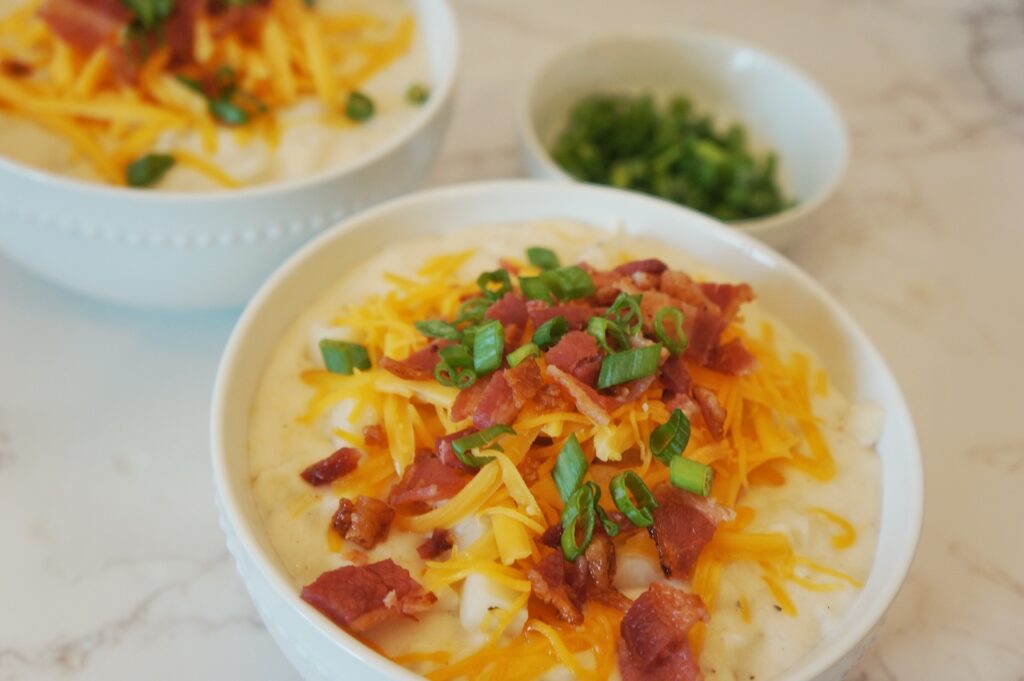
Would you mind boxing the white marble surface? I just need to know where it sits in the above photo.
[1,0,1023,679]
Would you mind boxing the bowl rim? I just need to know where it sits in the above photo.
[211,179,922,681]
[514,27,850,238]
[0,0,458,205]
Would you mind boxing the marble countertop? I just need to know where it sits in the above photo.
[1,0,1022,679]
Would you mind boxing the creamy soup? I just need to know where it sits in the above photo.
[0,0,429,190]
[248,221,881,681]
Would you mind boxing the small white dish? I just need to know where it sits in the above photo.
[0,0,458,310]
[517,30,849,249]
[211,180,921,681]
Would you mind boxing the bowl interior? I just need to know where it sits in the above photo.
[523,31,848,227]
[213,181,920,681]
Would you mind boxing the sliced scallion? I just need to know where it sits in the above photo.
[610,471,658,528]
[585,481,620,537]
[532,316,568,349]
[541,265,595,301]
[472,319,504,374]
[670,455,714,496]
[125,153,175,188]
[650,408,692,465]
[587,316,629,354]
[507,342,540,368]
[605,292,643,335]
[519,276,553,303]
[477,270,513,301]
[596,343,662,389]
[560,484,596,561]
[452,425,515,468]
[526,246,560,271]
[553,433,587,503]
[415,319,462,341]
[434,345,476,389]
[345,91,375,121]
[654,307,688,355]
[406,83,429,105]
[319,339,371,375]
[455,298,490,324]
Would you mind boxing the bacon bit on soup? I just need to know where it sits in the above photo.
[618,583,708,681]
[504,357,545,408]
[485,293,528,342]
[472,370,519,428]
[301,559,436,633]
[545,330,604,387]
[388,454,472,509]
[614,258,669,277]
[300,447,360,486]
[693,386,727,440]
[649,485,730,579]
[331,496,395,550]
[362,424,388,448]
[416,529,454,560]
[528,552,584,625]
[380,342,450,381]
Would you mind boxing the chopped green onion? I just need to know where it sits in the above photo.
[587,316,629,354]
[670,455,714,496]
[319,340,371,375]
[519,276,553,303]
[452,425,515,468]
[553,434,587,502]
[435,345,476,388]
[455,298,490,324]
[507,343,540,368]
[526,246,560,271]
[472,319,504,374]
[415,319,462,341]
[125,153,175,188]
[585,481,620,537]
[596,343,662,389]
[560,484,596,561]
[477,270,513,301]
[209,98,251,125]
[610,471,658,528]
[650,408,692,465]
[460,325,478,350]
[605,292,643,335]
[532,316,568,349]
[439,344,473,368]
[654,307,688,355]
[345,91,375,121]
[541,266,595,301]
[406,83,429,105]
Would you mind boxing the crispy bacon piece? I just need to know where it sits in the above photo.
[534,382,572,413]
[362,424,388,448]
[660,355,693,394]
[544,331,603,387]
[693,386,727,439]
[614,259,668,276]
[664,392,701,422]
[435,427,472,469]
[583,533,632,611]
[700,282,755,321]
[417,529,454,560]
[684,310,729,367]
[473,370,520,428]
[546,365,615,425]
[526,300,599,331]
[528,552,584,625]
[606,373,658,404]
[300,447,360,486]
[618,583,708,681]
[38,0,129,53]
[659,270,715,310]
[485,293,528,343]
[162,0,205,63]
[451,378,488,422]
[504,357,545,408]
[649,484,728,579]
[301,559,435,632]
[708,338,757,375]
[380,342,448,380]
[388,455,472,508]
[332,496,395,550]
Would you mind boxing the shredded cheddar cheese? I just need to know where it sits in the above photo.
[293,246,870,677]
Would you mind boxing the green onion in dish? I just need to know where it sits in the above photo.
[596,343,662,389]
[553,433,587,503]
[654,307,688,355]
[319,339,371,375]
[526,246,560,271]
[125,153,175,188]
[472,319,505,374]
[650,408,692,465]
[610,471,658,528]
[560,484,597,561]
[415,319,462,341]
[345,91,375,122]
[519,276,553,303]
[532,316,569,349]
[406,83,429,105]
[507,343,540,368]
[550,92,792,221]
[452,425,514,468]
[477,269,513,301]
[541,265,595,301]
[670,455,714,496]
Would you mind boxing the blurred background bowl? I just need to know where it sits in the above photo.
[517,29,848,250]
[0,0,458,310]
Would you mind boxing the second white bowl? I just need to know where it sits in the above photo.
[517,30,849,249]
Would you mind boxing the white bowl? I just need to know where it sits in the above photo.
[0,0,457,310]
[211,180,921,681]
[517,30,849,250]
